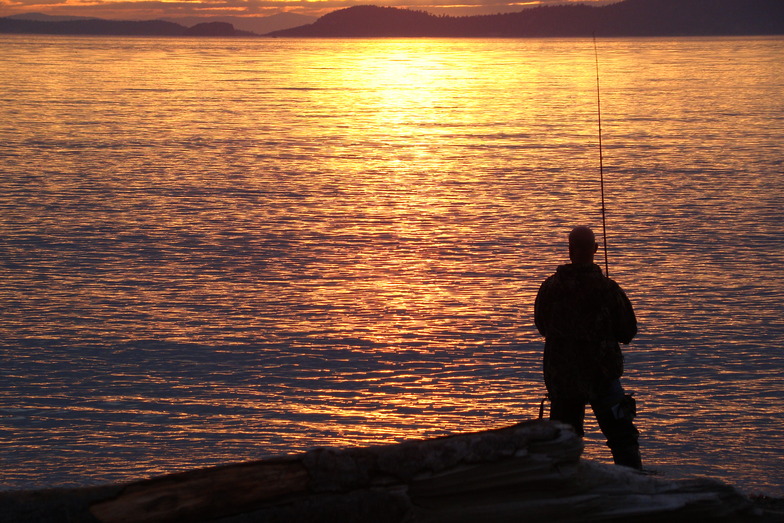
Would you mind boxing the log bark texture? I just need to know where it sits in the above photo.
[0,420,780,522]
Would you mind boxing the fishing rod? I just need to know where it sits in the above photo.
[593,34,610,277]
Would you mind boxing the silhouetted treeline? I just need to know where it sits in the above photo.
[2,0,782,37]
[268,0,784,37]
[0,18,255,36]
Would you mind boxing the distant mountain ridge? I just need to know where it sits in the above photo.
[269,0,784,37]
[0,18,197,36]
[2,0,782,37]
[4,12,92,22]
[161,13,316,35]
[0,12,315,36]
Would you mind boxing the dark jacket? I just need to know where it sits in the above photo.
[534,263,637,400]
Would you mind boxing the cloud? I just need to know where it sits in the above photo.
[1,0,611,20]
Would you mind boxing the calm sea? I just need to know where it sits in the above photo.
[1,35,782,497]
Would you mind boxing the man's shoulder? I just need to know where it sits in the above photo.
[550,263,604,282]
[538,269,562,289]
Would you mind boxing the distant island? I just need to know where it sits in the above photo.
[1,0,783,37]
[269,0,784,38]
[0,12,315,36]
[0,17,256,37]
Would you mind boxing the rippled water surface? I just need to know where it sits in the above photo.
[1,35,782,496]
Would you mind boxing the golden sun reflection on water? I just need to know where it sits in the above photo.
[0,35,782,495]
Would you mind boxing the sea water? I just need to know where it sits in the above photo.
[0,34,782,497]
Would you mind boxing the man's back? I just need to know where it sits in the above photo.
[535,262,636,400]
[535,263,636,345]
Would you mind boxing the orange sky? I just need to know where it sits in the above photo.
[0,0,614,20]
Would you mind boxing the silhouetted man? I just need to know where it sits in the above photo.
[534,226,641,469]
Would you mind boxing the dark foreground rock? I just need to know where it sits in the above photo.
[1,420,781,522]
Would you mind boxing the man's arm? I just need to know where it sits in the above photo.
[534,279,550,337]
[613,285,637,344]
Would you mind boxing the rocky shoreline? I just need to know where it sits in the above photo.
[2,420,782,522]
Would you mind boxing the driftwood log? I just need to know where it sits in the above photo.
[1,420,780,522]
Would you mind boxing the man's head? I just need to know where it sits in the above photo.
[568,226,598,264]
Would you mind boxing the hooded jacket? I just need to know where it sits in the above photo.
[534,263,637,400]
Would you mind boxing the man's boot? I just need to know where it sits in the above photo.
[611,444,642,470]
